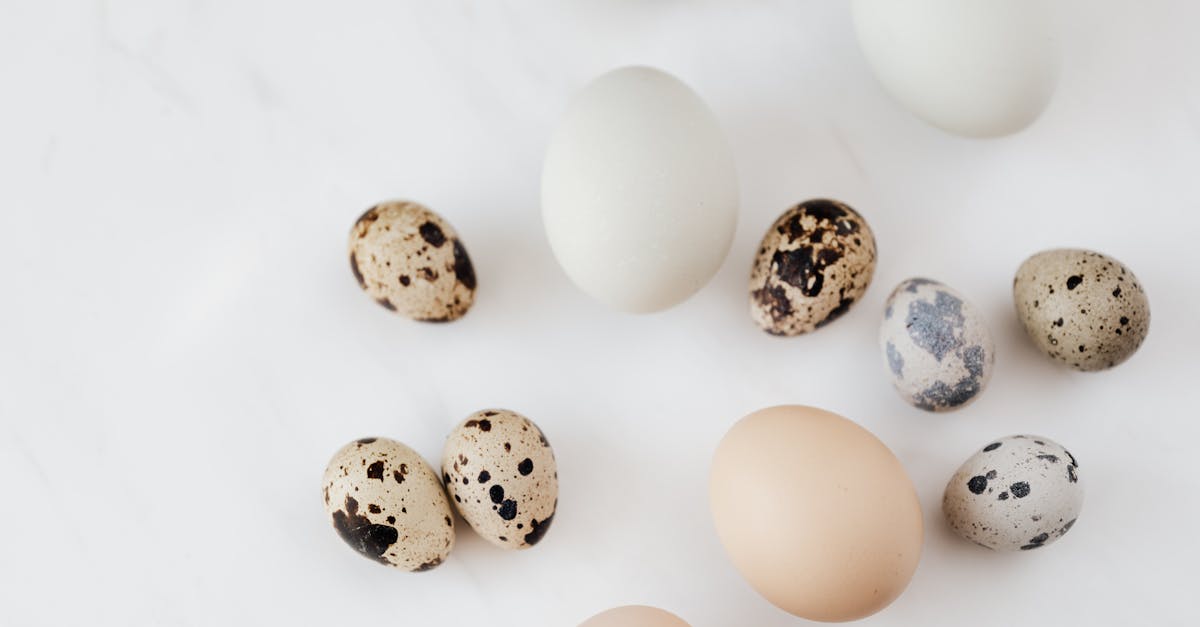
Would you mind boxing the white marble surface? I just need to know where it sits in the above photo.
[2,1,1199,625]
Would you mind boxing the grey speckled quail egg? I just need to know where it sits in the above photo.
[750,199,877,336]
[442,410,558,549]
[943,435,1083,552]
[322,437,455,570]
[879,278,995,412]
[348,200,477,321]
[1014,248,1149,371]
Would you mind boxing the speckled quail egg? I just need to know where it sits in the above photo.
[750,199,877,335]
[322,437,455,570]
[348,200,477,321]
[943,435,1083,552]
[442,410,558,549]
[880,278,995,411]
[1014,248,1149,371]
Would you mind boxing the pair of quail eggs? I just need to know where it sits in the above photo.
[878,248,1149,413]
[321,409,558,570]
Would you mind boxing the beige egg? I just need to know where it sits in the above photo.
[710,406,923,622]
[321,437,454,571]
[348,200,476,321]
[579,606,692,627]
[749,199,877,335]
[442,410,558,549]
[1013,248,1149,371]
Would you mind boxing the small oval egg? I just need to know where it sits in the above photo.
[348,200,476,321]
[749,199,877,335]
[579,606,692,627]
[1014,248,1150,371]
[852,0,1058,137]
[542,66,739,313]
[442,410,558,550]
[710,406,922,622]
[880,278,995,411]
[944,435,1083,551]
[321,437,454,570]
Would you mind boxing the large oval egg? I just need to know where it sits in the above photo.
[710,406,923,622]
[542,66,739,312]
[852,0,1058,137]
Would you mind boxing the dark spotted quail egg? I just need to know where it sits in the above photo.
[1013,248,1149,371]
[348,200,477,321]
[322,437,455,570]
[879,278,995,411]
[750,199,877,335]
[943,435,1083,552]
[442,410,558,550]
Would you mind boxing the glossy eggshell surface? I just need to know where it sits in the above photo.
[578,606,691,627]
[749,199,877,336]
[321,438,455,571]
[880,278,995,411]
[1013,248,1150,371]
[853,0,1058,137]
[943,435,1083,551]
[348,200,476,321]
[542,66,739,313]
[443,410,558,549]
[709,406,923,622]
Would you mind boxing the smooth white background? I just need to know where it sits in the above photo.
[2,1,1198,625]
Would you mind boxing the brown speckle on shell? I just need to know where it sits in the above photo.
[348,200,476,321]
[749,199,877,336]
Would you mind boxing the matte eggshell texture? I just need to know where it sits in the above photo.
[542,66,739,313]
[579,606,692,627]
[749,199,877,336]
[852,0,1058,137]
[879,278,995,411]
[943,435,1083,551]
[1013,248,1149,371]
[709,406,923,622]
[443,410,558,550]
[322,438,455,571]
[348,200,476,321]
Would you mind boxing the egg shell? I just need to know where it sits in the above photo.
[852,0,1058,137]
[749,199,877,336]
[943,435,1083,551]
[321,437,455,571]
[579,606,691,627]
[879,278,995,411]
[442,410,558,550]
[1013,248,1149,371]
[348,200,476,321]
[709,406,922,622]
[542,66,739,313]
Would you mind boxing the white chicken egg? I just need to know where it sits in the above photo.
[852,0,1058,137]
[542,66,739,312]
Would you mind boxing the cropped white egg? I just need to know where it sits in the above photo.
[852,0,1058,137]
